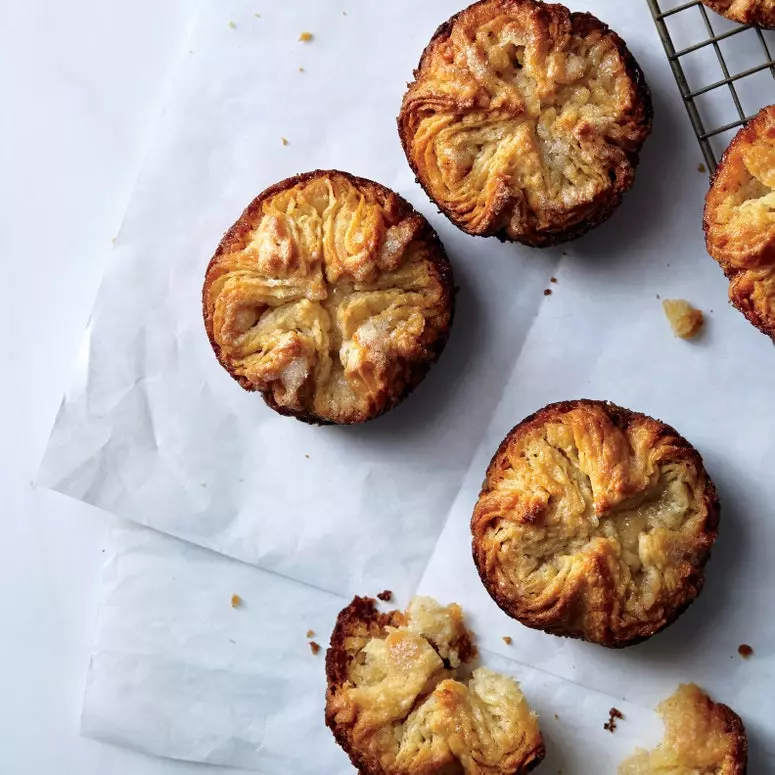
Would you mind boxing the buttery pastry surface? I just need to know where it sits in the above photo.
[398,0,652,247]
[701,0,775,27]
[619,684,748,775]
[325,596,545,775]
[472,400,719,647]
[704,105,775,341]
[202,170,454,424]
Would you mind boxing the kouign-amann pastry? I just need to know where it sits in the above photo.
[619,684,748,774]
[472,400,719,648]
[704,105,775,341]
[202,171,454,424]
[701,0,775,28]
[325,596,544,775]
[398,0,652,247]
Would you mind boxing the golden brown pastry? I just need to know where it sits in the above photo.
[472,400,719,648]
[619,684,748,774]
[701,0,775,27]
[398,0,652,247]
[202,171,454,424]
[325,596,545,775]
[705,105,775,341]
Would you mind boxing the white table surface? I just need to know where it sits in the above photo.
[1,1,250,772]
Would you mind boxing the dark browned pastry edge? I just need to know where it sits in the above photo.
[397,0,654,248]
[202,170,455,425]
[471,399,720,648]
[704,107,775,342]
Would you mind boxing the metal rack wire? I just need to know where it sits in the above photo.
[647,0,775,170]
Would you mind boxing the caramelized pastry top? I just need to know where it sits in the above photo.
[325,596,544,775]
[398,0,652,247]
[619,684,748,775]
[705,105,775,341]
[701,0,775,28]
[202,171,453,424]
[472,400,719,647]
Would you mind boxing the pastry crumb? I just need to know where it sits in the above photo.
[304,453,310,459]
[281,137,289,146]
[309,640,321,655]
[554,713,559,721]
[663,299,704,339]
[299,31,313,42]
[698,162,707,173]
[738,644,753,659]
[298,66,305,72]
[306,629,315,638]
[376,590,393,602]
[228,20,237,30]
[502,635,513,645]
[543,288,552,296]
[254,12,260,17]
[550,276,557,283]
[230,594,242,608]
[604,707,624,732]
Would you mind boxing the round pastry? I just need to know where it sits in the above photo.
[398,0,653,248]
[325,596,545,775]
[471,400,720,648]
[202,170,454,425]
[619,684,748,775]
[700,0,775,28]
[704,105,775,341]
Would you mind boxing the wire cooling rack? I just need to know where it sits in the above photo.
[647,0,775,170]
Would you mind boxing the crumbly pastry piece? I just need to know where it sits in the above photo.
[705,106,775,341]
[472,400,719,647]
[619,684,748,774]
[700,0,775,28]
[663,299,704,339]
[325,596,544,775]
[202,170,454,424]
[398,0,652,247]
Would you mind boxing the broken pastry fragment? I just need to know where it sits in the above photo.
[398,0,652,247]
[663,299,704,339]
[619,683,748,774]
[472,400,720,647]
[203,170,454,424]
[325,595,544,775]
[705,105,775,341]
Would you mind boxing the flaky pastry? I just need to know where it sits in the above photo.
[325,596,544,775]
[619,684,748,774]
[202,171,454,424]
[705,105,775,341]
[472,400,719,648]
[398,0,652,247]
[701,0,775,27]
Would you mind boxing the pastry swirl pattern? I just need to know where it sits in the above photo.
[398,0,652,247]
[203,171,454,424]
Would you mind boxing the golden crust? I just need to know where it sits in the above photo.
[619,684,748,774]
[398,0,652,247]
[325,596,545,775]
[701,0,775,27]
[472,400,720,648]
[202,170,454,425]
[705,106,775,341]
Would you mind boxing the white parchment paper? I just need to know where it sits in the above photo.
[40,0,775,770]
[84,524,665,774]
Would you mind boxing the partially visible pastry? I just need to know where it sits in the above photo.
[472,400,720,648]
[700,0,775,28]
[325,596,545,775]
[619,684,748,774]
[398,0,652,247]
[203,170,454,424]
[705,105,775,341]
